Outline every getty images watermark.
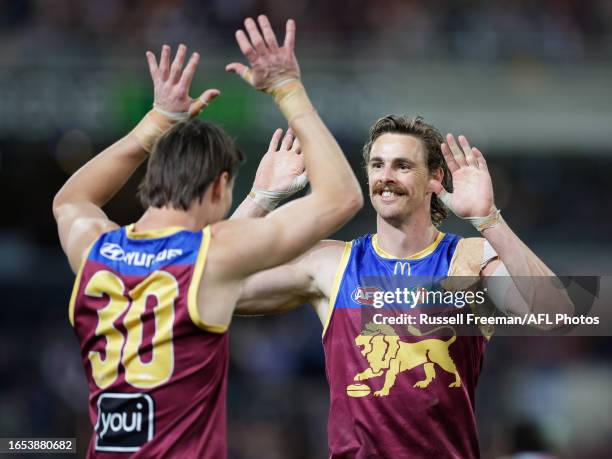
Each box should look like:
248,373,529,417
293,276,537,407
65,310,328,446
353,276,607,336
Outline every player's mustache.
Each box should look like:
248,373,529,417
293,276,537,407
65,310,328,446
372,182,407,195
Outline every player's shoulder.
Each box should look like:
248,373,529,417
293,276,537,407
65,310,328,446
449,235,497,276
453,236,495,256
302,239,349,269
70,217,120,270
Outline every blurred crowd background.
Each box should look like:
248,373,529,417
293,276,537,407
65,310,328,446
1,1,612,458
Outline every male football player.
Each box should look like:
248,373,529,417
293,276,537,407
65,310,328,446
234,114,573,458
53,16,362,458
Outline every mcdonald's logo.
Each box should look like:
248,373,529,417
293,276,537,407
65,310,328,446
393,262,411,276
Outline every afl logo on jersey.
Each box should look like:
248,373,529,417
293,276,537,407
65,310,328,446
351,287,383,305
100,243,125,261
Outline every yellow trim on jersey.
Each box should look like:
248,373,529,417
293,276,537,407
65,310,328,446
371,231,445,260
322,241,353,339
68,240,96,327
187,226,227,334
125,224,186,240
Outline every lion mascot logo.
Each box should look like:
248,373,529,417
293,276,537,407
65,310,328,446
348,323,461,397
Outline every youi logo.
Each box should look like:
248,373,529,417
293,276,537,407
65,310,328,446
95,393,154,452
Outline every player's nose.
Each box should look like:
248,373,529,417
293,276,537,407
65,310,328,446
380,165,396,182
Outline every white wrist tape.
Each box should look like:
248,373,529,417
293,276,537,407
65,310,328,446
249,173,309,211
466,208,503,232
152,104,190,121
439,191,502,232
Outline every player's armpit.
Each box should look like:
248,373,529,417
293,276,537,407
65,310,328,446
53,202,118,273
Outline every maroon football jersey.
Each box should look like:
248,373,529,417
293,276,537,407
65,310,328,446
323,234,487,458
69,225,228,458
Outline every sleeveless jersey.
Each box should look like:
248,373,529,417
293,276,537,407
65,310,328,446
69,225,228,458
323,232,488,459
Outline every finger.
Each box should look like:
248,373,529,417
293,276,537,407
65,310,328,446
458,135,477,167
440,143,460,174
159,44,171,80
169,44,187,83
244,17,267,54
146,51,159,80
280,128,294,151
291,136,301,154
446,134,468,167
226,62,253,85
472,147,488,171
258,15,279,49
284,19,296,50
188,89,220,117
268,128,284,151
235,30,257,62
428,178,453,210
178,52,200,90
292,172,309,189
436,187,454,210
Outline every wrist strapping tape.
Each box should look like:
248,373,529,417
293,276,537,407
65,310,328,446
268,79,315,122
466,208,503,232
131,102,208,153
439,191,503,232
131,110,173,153
248,173,309,211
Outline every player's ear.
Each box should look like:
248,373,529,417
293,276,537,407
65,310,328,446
427,167,444,194
211,171,230,202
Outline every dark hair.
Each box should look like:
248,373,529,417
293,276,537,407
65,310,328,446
362,115,453,227
139,119,244,211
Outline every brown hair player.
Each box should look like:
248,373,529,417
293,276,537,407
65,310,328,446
52,16,363,458
234,112,574,457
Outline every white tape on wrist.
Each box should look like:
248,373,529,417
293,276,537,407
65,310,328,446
249,173,309,211
267,77,300,92
466,209,503,232
439,190,502,232
153,104,190,121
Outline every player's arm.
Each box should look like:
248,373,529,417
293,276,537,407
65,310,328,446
217,15,361,274
433,134,573,319
52,45,219,272
235,240,344,320
201,16,362,325
231,128,306,219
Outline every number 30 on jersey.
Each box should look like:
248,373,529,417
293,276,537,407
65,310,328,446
84,270,178,389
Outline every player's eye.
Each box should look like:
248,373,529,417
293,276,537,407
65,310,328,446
370,162,383,169
398,163,411,170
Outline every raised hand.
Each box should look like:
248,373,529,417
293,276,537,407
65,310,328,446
226,15,300,92
146,44,219,117
432,134,495,218
254,128,307,192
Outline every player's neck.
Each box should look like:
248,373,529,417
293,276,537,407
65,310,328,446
134,206,205,232
375,212,439,259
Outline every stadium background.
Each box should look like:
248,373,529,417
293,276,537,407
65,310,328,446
1,1,611,457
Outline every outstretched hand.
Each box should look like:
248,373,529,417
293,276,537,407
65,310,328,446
226,15,300,92
431,134,495,218
254,128,306,192
146,44,220,117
